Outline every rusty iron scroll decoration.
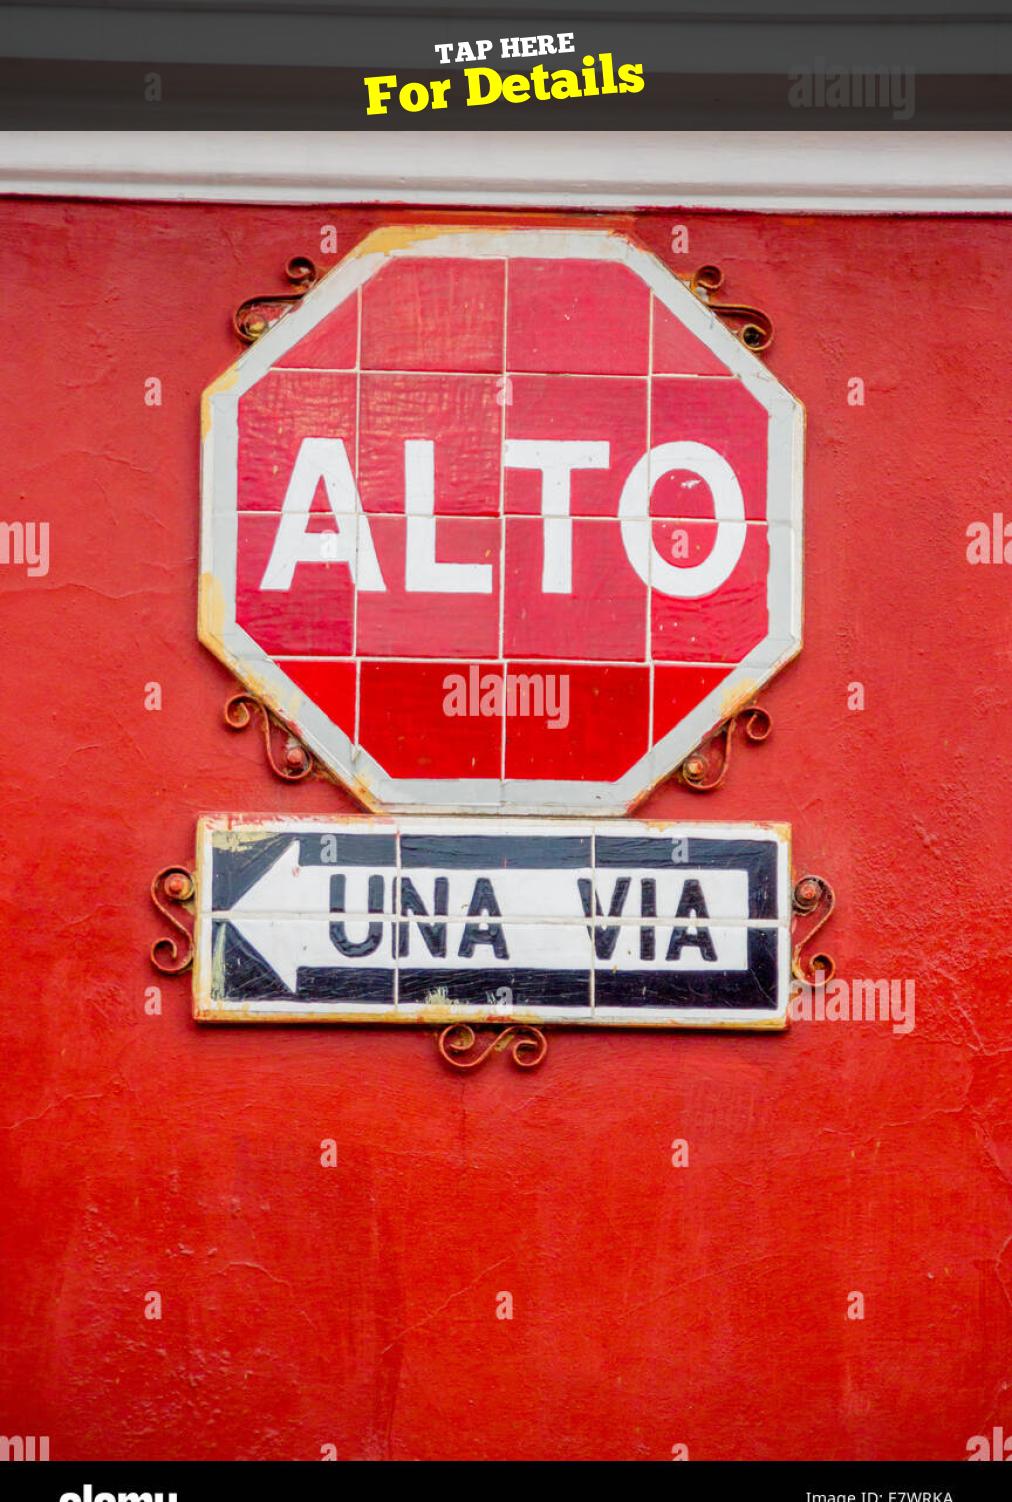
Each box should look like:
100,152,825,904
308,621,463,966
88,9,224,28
233,255,320,344
437,1024,549,1071
151,867,196,974
677,703,772,792
688,265,774,352
791,875,836,986
224,692,315,782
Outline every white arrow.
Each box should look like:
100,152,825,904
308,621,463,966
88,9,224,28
228,840,394,990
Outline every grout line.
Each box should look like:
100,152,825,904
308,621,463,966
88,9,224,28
499,258,509,786
272,655,755,668
393,826,400,1007
270,367,722,381
589,828,596,1012
647,291,655,758
353,285,362,751
233,509,774,525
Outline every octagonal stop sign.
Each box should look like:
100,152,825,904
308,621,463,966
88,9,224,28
200,226,802,813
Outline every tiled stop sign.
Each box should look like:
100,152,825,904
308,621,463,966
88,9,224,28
201,226,802,813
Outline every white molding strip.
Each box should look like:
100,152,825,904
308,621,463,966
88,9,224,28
1,131,1011,213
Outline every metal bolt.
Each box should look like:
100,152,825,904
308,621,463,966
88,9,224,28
797,878,819,904
285,744,306,770
165,873,188,899
684,755,705,779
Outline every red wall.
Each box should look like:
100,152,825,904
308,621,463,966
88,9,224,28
1,198,1010,1462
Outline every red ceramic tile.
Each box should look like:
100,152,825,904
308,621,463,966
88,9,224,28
506,258,650,376
281,659,358,740
652,664,733,744
274,290,358,370
359,373,501,516
358,661,503,780
360,258,505,373
355,515,501,658
651,296,732,377
236,513,356,656
648,377,768,521
504,375,647,518
649,520,769,662
503,516,648,662
237,371,357,512
504,663,650,782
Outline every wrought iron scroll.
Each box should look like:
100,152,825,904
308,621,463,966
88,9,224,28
791,875,836,985
233,255,320,344
436,1024,549,1071
678,703,772,792
150,866,195,974
224,692,315,781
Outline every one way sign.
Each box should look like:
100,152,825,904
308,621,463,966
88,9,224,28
194,816,791,1028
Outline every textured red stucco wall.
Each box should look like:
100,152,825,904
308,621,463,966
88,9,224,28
1,199,1010,1462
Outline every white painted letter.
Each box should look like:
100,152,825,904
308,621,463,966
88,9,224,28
619,442,746,598
504,439,610,593
404,440,492,593
260,437,385,592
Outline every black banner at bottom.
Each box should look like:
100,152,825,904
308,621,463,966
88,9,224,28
3,1460,1012,1497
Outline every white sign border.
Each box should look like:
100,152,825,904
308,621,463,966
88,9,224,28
200,224,803,815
